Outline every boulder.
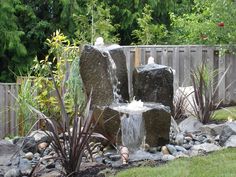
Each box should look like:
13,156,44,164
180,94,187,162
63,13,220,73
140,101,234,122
178,116,203,133
0,140,20,176
80,45,129,107
133,63,174,111
200,124,225,137
93,103,171,147
219,122,236,145
224,135,236,148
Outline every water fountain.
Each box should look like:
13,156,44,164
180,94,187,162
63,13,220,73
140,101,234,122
80,42,173,163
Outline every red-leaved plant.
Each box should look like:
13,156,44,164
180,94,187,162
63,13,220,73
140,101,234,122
190,61,230,124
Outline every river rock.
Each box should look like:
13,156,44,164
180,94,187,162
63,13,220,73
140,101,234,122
25,152,34,160
161,154,175,161
200,124,225,137
166,144,177,155
175,133,184,145
178,116,203,133
161,146,169,155
191,143,221,153
80,45,129,107
133,63,174,112
219,122,236,146
4,168,21,177
22,136,37,153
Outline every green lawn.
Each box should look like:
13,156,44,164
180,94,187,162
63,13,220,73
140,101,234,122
114,148,236,177
213,106,236,121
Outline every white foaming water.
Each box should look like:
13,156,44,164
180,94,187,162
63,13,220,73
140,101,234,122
113,99,151,113
94,43,122,103
113,100,150,151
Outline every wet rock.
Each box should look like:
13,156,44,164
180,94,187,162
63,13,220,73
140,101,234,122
178,116,203,133
4,168,21,177
224,135,236,147
92,106,121,145
219,122,236,146
200,124,225,137
133,64,174,111
80,45,129,106
143,104,171,146
93,103,171,147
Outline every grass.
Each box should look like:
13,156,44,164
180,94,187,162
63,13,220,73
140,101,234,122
213,106,236,122
114,148,236,177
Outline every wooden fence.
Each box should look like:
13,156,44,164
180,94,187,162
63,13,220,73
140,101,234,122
1,45,236,138
0,83,19,138
122,45,236,105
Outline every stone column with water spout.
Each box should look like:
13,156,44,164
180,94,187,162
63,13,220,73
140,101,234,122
80,45,129,107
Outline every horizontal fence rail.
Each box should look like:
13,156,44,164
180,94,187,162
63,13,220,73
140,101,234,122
122,45,236,105
1,45,236,138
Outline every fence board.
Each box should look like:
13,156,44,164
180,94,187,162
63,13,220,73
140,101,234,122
0,83,19,138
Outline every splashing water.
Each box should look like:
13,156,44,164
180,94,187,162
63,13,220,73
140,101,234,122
120,113,146,151
113,100,151,151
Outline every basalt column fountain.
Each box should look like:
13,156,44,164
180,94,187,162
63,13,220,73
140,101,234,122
80,44,173,149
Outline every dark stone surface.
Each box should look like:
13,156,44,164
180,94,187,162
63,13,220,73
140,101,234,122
93,103,171,147
143,104,171,146
22,136,37,153
93,106,121,145
133,64,174,112
80,45,129,107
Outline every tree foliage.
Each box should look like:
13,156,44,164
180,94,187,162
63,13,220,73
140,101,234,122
1,0,236,82
170,0,236,45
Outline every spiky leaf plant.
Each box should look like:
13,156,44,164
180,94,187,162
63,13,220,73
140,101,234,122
190,61,229,124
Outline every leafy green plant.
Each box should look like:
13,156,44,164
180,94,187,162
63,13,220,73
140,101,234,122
190,62,229,124
74,0,119,45
169,0,236,45
17,75,38,135
31,30,84,120
132,4,167,45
